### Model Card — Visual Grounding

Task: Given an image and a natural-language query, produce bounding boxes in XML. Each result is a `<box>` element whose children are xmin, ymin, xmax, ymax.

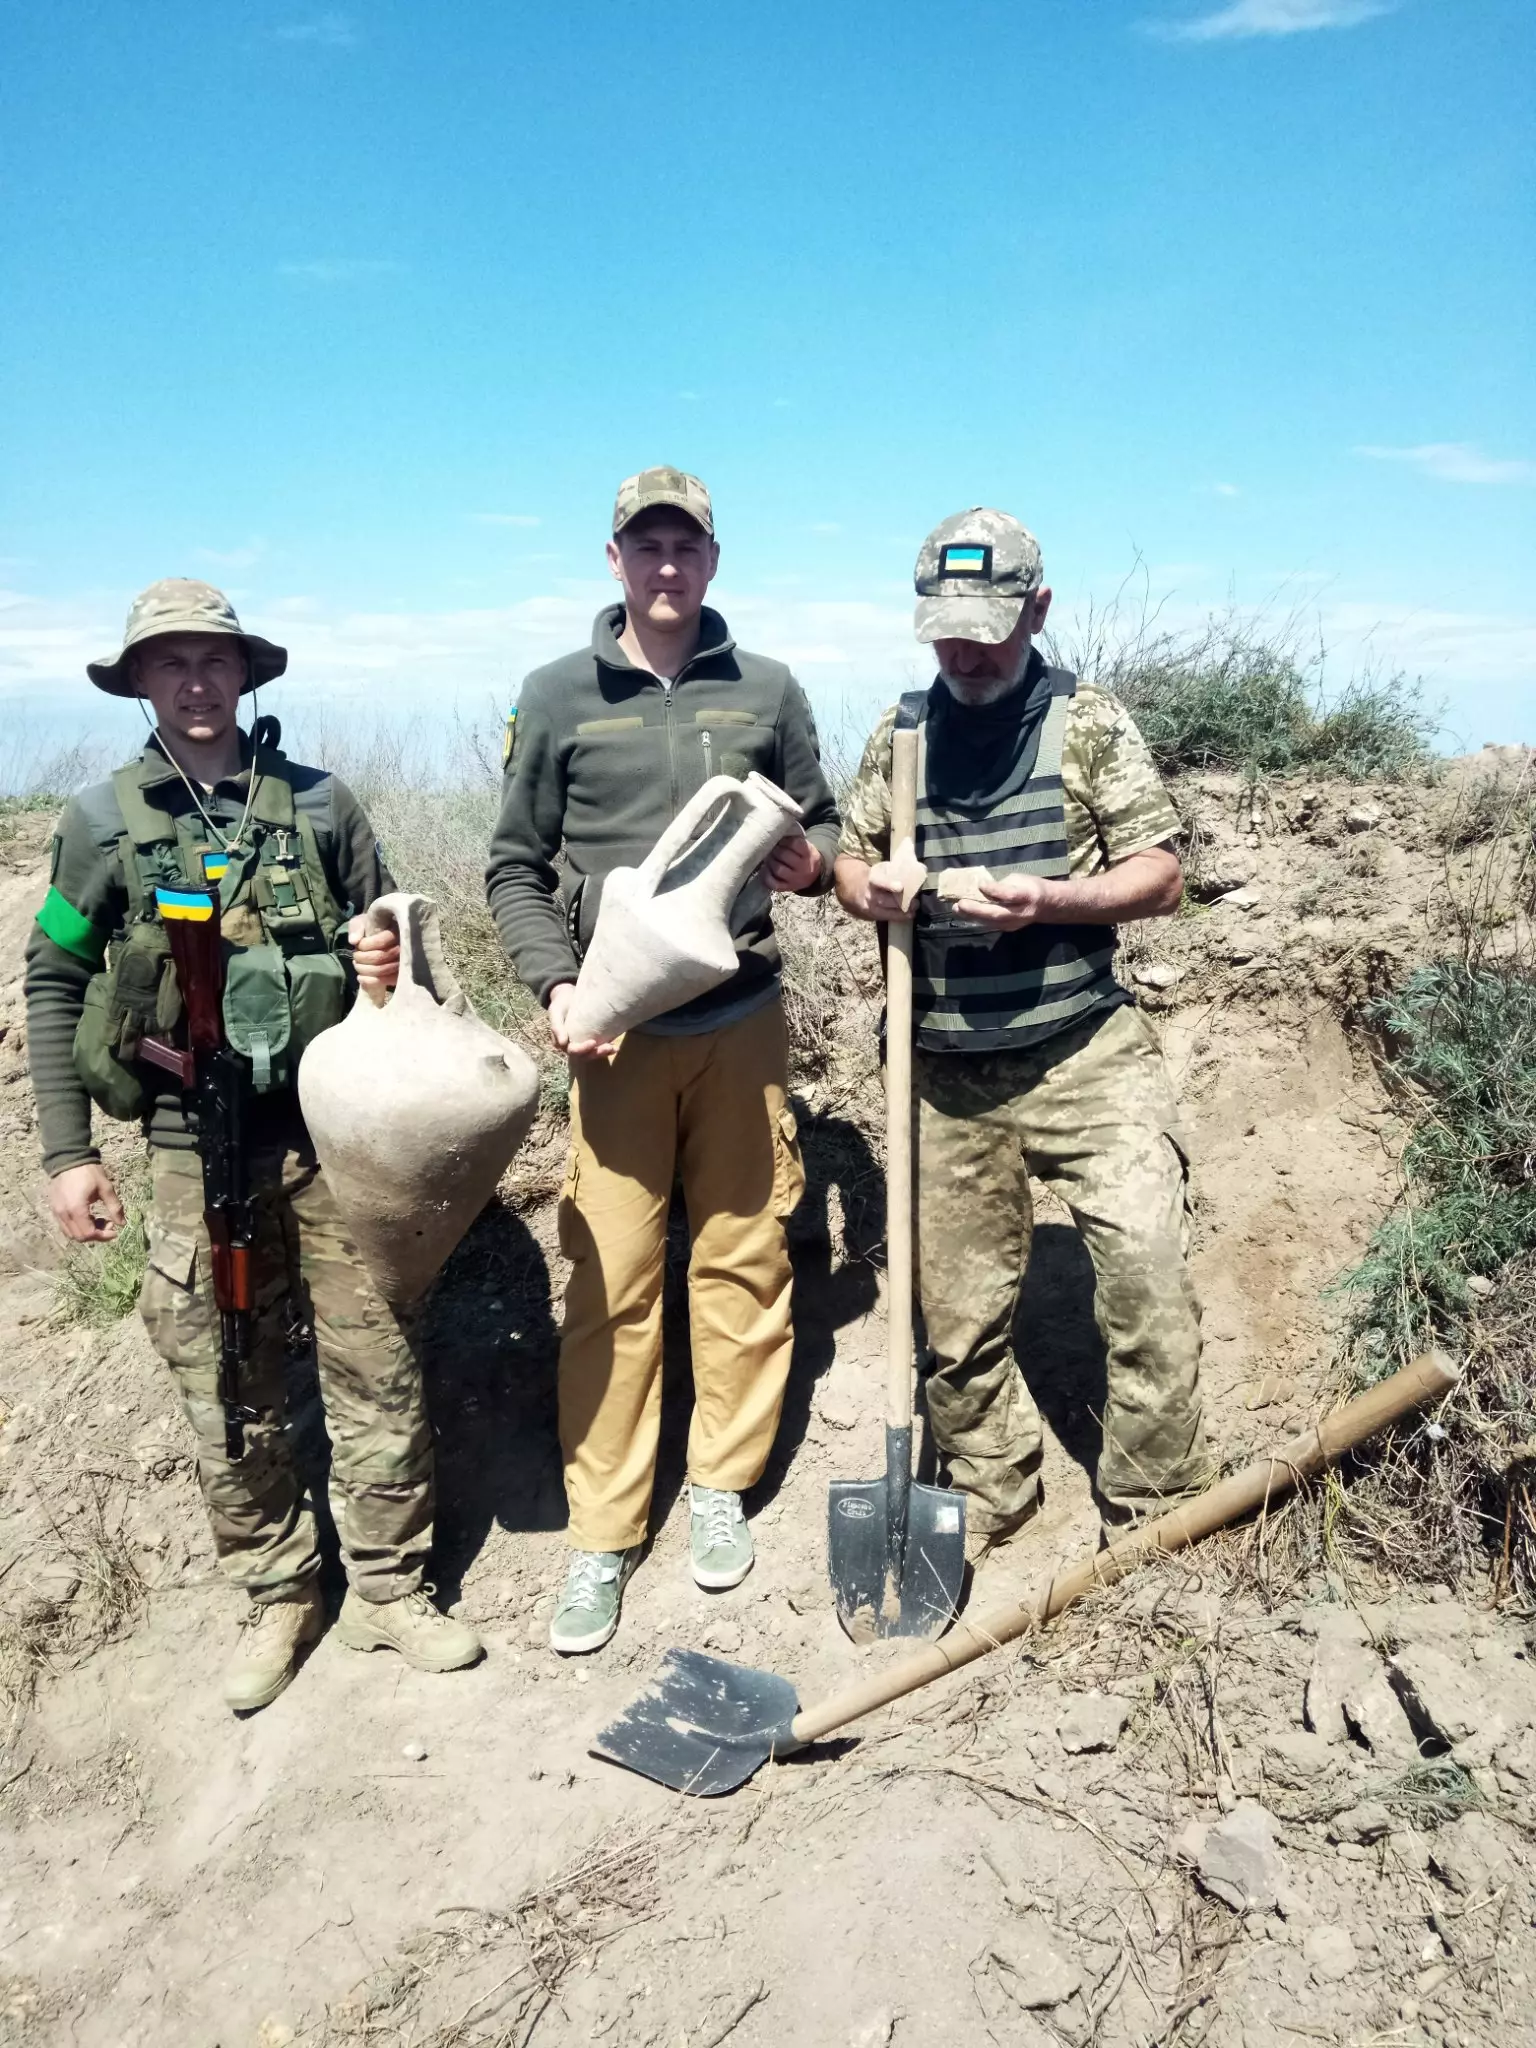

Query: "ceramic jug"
<box><xmin>565</xmin><ymin>771</ymin><xmax>805</xmax><ymax>1043</ymax></box>
<box><xmin>297</xmin><ymin>892</ymin><xmax>540</xmax><ymax>1303</ymax></box>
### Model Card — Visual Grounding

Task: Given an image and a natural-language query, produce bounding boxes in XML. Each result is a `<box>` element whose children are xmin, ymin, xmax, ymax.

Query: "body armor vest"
<box><xmin>906</xmin><ymin>670</ymin><xmax>1128</xmax><ymax>1054</ymax></box>
<box><xmin>74</xmin><ymin>742</ymin><xmax>351</xmax><ymax>1121</ymax></box>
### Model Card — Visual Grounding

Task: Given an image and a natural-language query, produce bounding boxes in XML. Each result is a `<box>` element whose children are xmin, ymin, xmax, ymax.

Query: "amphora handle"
<box><xmin>633</xmin><ymin>773</ymin><xmax>805</xmax><ymax>899</ymax></box>
<box><xmin>360</xmin><ymin>892</ymin><xmax>469</xmax><ymax>1016</ymax></box>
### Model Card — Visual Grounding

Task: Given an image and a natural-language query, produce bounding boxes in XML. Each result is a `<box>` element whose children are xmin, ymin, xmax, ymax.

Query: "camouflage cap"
<box><xmin>913</xmin><ymin>509</ymin><xmax>1044</xmax><ymax>646</ymax></box>
<box><xmin>612</xmin><ymin>466</ymin><xmax>715</xmax><ymax>537</ymax></box>
<box><xmin>87</xmin><ymin>578</ymin><xmax>288</xmax><ymax>698</ymax></box>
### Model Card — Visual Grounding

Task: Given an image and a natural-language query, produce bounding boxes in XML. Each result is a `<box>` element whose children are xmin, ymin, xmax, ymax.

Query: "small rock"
<box><xmin>847</xmin><ymin>2013</ymin><xmax>900</xmax><ymax>2048</ymax></box>
<box><xmin>988</xmin><ymin>1916</ymin><xmax>1083</xmax><ymax>2010</ymax></box>
<box><xmin>1430</xmin><ymin>1813</ymin><xmax>1523</xmax><ymax>1897</ymax></box>
<box><xmin>401</xmin><ymin>1739</ymin><xmax>428</xmax><ymax>1762</ymax></box>
<box><xmin>1345</xmin><ymin>805</ymin><xmax>1383</xmax><ymax>833</ymax></box>
<box><xmin>1170</xmin><ymin>1818</ymin><xmax>1208</xmax><ymax>1866</ymax></box>
<box><xmin>1057</xmin><ymin>1692</ymin><xmax>1133</xmax><ymax>1755</ymax></box>
<box><xmin>1303</xmin><ymin>1925</ymin><xmax>1357</xmax><ymax>1982</ymax></box>
<box><xmin>1261</xmin><ymin>1729</ymin><xmax>1337</xmax><ymax>1787</ymax></box>
<box><xmin>1226</xmin><ymin>943</ymin><xmax>1257</xmax><ymax>965</ymax></box>
<box><xmin>1466</xmin><ymin>1273</ymin><xmax>1495</xmax><ymax>1299</ymax></box>
<box><xmin>1219</xmin><ymin>887</ymin><xmax>1261</xmax><ymax>910</ymax></box>
<box><xmin>1416</xmin><ymin>1962</ymin><xmax>1450</xmax><ymax>1997</ymax></box>
<box><xmin>1033</xmin><ymin>1769</ymin><xmax>1072</xmax><ymax>1804</ymax></box>
<box><xmin>1133</xmin><ymin>962</ymin><xmax>1183</xmax><ymax>991</ymax></box>
<box><xmin>1327</xmin><ymin>1801</ymin><xmax>1392</xmax><ymax>1845</ymax></box>
<box><xmin>257</xmin><ymin>2022</ymin><xmax>296</xmax><ymax>2048</ymax></box>
<box><xmin>1197</xmin><ymin>1802</ymin><xmax>1288</xmax><ymax>1913</ymax></box>
<box><xmin>24</xmin><ymin>1563</ymin><xmax>81</xmax><ymax>1609</ymax></box>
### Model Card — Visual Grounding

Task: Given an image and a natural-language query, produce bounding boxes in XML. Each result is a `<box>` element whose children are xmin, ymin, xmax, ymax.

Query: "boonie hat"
<box><xmin>612</xmin><ymin>466</ymin><xmax>715</xmax><ymax>538</ymax></box>
<box><xmin>913</xmin><ymin>509</ymin><xmax>1044</xmax><ymax>646</ymax></box>
<box><xmin>88</xmin><ymin>578</ymin><xmax>289</xmax><ymax>698</ymax></box>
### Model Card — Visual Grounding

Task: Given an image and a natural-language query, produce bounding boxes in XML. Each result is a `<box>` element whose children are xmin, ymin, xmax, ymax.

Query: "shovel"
<box><xmin>593</xmin><ymin>1349</ymin><xmax>1458</xmax><ymax>1795</ymax></box>
<box><xmin>827</xmin><ymin>717</ymin><xmax>966</xmax><ymax>1642</ymax></box>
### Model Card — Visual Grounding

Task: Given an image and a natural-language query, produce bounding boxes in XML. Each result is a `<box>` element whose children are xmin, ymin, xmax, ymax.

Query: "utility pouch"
<box><xmin>285</xmin><ymin>948</ymin><xmax>347</xmax><ymax>1055</ymax></box>
<box><xmin>74</xmin><ymin>973</ymin><xmax>150</xmax><ymax>1121</ymax></box>
<box><xmin>222</xmin><ymin>945</ymin><xmax>293</xmax><ymax>1093</ymax></box>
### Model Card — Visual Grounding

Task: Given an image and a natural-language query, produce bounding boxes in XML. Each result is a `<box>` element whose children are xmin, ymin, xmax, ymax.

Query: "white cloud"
<box><xmin>1355</xmin><ymin>441</ymin><xmax>1536</xmax><ymax>485</ymax></box>
<box><xmin>276</xmin><ymin>13</ymin><xmax>356</xmax><ymax>46</ymax></box>
<box><xmin>809</xmin><ymin>522</ymin><xmax>844</xmax><ymax>535</ymax></box>
<box><xmin>1199</xmin><ymin>481</ymin><xmax>1241</xmax><ymax>498</ymax></box>
<box><xmin>276</xmin><ymin>259</ymin><xmax>404</xmax><ymax>284</ymax></box>
<box><xmin>197</xmin><ymin>539</ymin><xmax>267</xmax><ymax>570</ymax></box>
<box><xmin>1153</xmin><ymin>0</ymin><xmax>1393</xmax><ymax>40</ymax></box>
<box><xmin>469</xmin><ymin>513</ymin><xmax>542</xmax><ymax>528</ymax></box>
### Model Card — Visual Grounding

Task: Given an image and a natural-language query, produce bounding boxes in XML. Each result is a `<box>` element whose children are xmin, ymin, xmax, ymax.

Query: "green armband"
<box><xmin>36</xmin><ymin>886</ymin><xmax>107</xmax><ymax>967</ymax></box>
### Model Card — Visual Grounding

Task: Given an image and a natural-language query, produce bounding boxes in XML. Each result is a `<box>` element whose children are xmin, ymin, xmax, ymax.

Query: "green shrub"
<box><xmin>1340</xmin><ymin>960</ymin><xmax>1536</xmax><ymax>1377</ymax></box>
<box><xmin>1051</xmin><ymin>605</ymin><xmax>1435</xmax><ymax>780</ymax></box>
<box><xmin>54</xmin><ymin>1207</ymin><xmax>149</xmax><ymax>1328</ymax></box>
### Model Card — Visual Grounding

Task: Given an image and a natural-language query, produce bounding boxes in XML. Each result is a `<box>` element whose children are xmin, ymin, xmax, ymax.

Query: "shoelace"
<box><xmin>563</xmin><ymin>1554</ymin><xmax>616</xmax><ymax>1613</ymax></box>
<box><xmin>695</xmin><ymin>1490</ymin><xmax>740</xmax><ymax>1552</ymax></box>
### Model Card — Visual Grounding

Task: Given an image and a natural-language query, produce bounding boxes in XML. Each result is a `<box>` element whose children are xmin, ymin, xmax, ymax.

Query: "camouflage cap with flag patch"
<box><xmin>87</xmin><ymin>578</ymin><xmax>288</xmax><ymax>698</ymax></box>
<box><xmin>612</xmin><ymin>466</ymin><xmax>714</xmax><ymax>537</ymax></box>
<box><xmin>913</xmin><ymin>509</ymin><xmax>1044</xmax><ymax>646</ymax></box>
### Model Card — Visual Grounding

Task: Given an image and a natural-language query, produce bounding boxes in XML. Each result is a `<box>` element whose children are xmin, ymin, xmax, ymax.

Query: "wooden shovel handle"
<box><xmin>792</xmin><ymin>1349</ymin><xmax>1459</xmax><ymax>1745</ymax></box>
<box><xmin>886</xmin><ymin>727</ymin><xmax>919</xmax><ymax>1432</ymax></box>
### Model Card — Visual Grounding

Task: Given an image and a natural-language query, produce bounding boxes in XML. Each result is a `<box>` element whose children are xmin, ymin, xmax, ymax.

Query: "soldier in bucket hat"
<box><xmin>835</xmin><ymin>511</ymin><xmax>1212</xmax><ymax>1557</ymax></box>
<box><xmin>24</xmin><ymin>579</ymin><xmax>482</xmax><ymax>1711</ymax></box>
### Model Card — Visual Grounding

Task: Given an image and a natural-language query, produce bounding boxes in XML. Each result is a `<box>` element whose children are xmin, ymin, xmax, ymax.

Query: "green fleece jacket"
<box><xmin>486</xmin><ymin>605</ymin><xmax>842</xmax><ymax>1030</ymax></box>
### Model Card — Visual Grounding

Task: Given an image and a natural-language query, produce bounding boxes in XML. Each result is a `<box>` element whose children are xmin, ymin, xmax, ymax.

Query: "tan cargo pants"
<box><xmin>139</xmin><ymin>1144</ymin><xmax>433</xmax><ymax>1604</ymax></box>
<box><xmin>558</xmin><ymin>997</ymin><xmax>805</xmax><ymax>1551</ymax></box>
<box><xmin>914</xmin><ymin>1002</ymin><xmax>1211</xmax><ymax>1529</ymax></box>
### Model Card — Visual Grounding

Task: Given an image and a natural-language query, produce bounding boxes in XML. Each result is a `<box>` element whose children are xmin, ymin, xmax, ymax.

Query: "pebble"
<box><xmin>401</xmin><ymin>1739</ymin><xmax>428</xmax><ymax>1762</ymax></box>
<box><xmin>1056</xmin><ymin>1693</ymin><xmax>1133</xmax><ymax>1755</ymax></box>
<box><xmin>1132</xmin><ymin>962</ymin><xmax>1182</xmax><ymax>990</ymax></box>
<box><xmin>1345</xmin><ymin>804</ymin><xmax>1383</xmax><ymax>832</ymax></box>
<box><xmin>1303</xmin><ymin>1925</ymin><xmax>1357</xmax><ymax>1982</ymax></box>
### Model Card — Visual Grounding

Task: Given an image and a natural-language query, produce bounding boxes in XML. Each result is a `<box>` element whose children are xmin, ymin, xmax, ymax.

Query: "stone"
<box><xmin>299</xmin><ymin>893</ymin><xmax>540</xmax><ymax>1304</ymax></box>
<box><xmin>401</xmin><ymin>1739</ymin><xmax>428</xmax><ymax>1762</ymax></box>
<box><xmin>566</xmin><ymin>773</ymin><xmax>805</xmax><ymax>1042</ymax></box>
<box><xmin>1327</xmin><ymin>1802</ymin><xmax>1392</xmax><ymax>1845</ymax></box>
<box><xmin>1170</xmin><ymin>1819</ymin><xmax>1207</xmax><ymax>1866</ymax></box>
<box><xmin>1303</xmin><ymin>1925</ymin><xmax>1357</xmax><ymax>1982</ymax></box>
<box><xmin>988</xmin><ymin>1917</ymin><xmax>1083</xmax><ymax>2010</ymax></box>
<box><xmin>1057</xmin><ymin>1693</ymin><xmax>1133</xmax><ymax>1755</ymax></box>
<box><xmin>1261</xmin><ymin>1729</ymin><xmax>1338</xmax><ymax>1788</ymax></box>
<box><xmin>1219</xmin><ymin>887</ymin><xmax>1261</xmax><ymax>910</ymax></box>
<box><xmin>1196</xmin><ymin>1803</ymin><xmax>1288</xmax><ymax>1914</ymax></box>
<box><xmin>847</xmin><ymin>2014</ymin><xmax>900</xmax><ymax>2048</ymax></box>
<box><xmin>1345</xmin><ymin>805</ymin><xmax>1383</xmax><ymax>833</ymax></box>
<box><xmin>1390</xmin><ymin>1640</ymin><xmax>1536</xmax><ymax>1767</ymax></box>
<box><xmin>1133</xmin><ymin>962</ymin><xmax>1183</xmax><ymax>990</ymax></box>
<box><xmin>1033</xmin><ymin>1770</ymin><xmax>1072</xmax><ymax>1804</ymax></box>
<box><xmin>1305</xmin><ymin>1613</ymin><xmax>1418</xmax><ymax>1759</ymax></box>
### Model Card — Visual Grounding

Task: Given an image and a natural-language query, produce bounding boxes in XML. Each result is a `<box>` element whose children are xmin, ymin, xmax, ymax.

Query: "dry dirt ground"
<box><xmin>3</xmin><ymin>757</ymin><xmax>1536</xmax><ymax>2048</ymax></box>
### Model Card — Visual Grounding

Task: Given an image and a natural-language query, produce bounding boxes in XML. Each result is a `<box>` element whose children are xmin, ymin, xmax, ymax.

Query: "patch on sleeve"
<box><xmin>35</xmin><ymin>885</ymin><xmax>108</xmax><ymax>966</ymax></box>
<box><xmin>502</xmin><ymin>704</ymin><xmax>518</xmax><ymax>770</ymax></box>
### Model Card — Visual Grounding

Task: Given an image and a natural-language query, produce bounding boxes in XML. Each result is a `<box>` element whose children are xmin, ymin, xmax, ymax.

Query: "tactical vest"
<box><xmin>906</xmin><ymin>669</ymin><xmax>1128</xmax><ymax>1054</ymax></box>
<box><xmin>74</xmin><ymin>741</ymin><xmax>351</xmax><ymax>1121</ymax></box>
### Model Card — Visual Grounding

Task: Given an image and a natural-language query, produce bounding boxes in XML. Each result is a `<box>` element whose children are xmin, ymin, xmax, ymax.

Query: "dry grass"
<box><xmin>315</xmin><ymin>1828</ymin><xmax>664</xmax><ymax>2045</ymax></box>
<box><xmin>0</xmin><ymin>1479</ymin><xmax>147</xmax><ymax>1718</ymax></box>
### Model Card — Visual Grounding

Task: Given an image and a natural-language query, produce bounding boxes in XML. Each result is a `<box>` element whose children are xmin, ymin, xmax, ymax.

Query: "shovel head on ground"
<box><xmin>589</xmin><ymin>1647</ymin><xmax>803</xmax><ymax>1797</ymax></box>
<box><xmin>829</xmin><ymin>1423</ymin><xmax>966</xmax><ymax>1643</ymax></box>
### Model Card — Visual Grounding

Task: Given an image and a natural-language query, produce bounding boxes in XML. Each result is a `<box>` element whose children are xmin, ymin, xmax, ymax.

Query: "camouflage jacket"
<box><xmin>838</xmin><ymin>680</ymin><xmax>1180</xmax><ymax>875</ymax></box>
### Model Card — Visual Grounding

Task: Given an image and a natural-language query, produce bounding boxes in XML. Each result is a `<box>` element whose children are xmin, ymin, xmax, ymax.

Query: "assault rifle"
<box><xmin>139</xmin><ymin>888</ymin><xmax>258</xmax><ymax>1461</ymax></box>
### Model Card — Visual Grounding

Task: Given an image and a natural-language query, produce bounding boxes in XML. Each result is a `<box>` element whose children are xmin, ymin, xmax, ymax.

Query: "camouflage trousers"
<box><xmin>138</xmin><ymin>1144</ymin><xmax>433</xmax><ymax>1605</ymax></box>
<box><xmin>914</xmin><ymin>1002</ymin><xmax>1211</xmax><ymax>1528</ymax></box>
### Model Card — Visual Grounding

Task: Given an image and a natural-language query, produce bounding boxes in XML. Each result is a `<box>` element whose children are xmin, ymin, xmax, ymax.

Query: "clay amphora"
<box><xmin>565</xmin><ymin>771</ymin><xmax>805</xmax><ymax>1042</ymax></box>
<box><xmin>297</xmin><ymin>892</ymin><xmax>540</xmax><ymax>1303</ymax></box>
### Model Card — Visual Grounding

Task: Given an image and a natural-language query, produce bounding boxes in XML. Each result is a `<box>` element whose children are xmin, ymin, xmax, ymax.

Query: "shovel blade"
<box><xmin>590</xmin><ymin>1646</ymin><xmax>802</xmax><ymax>1797</ymax></box>
<box><xmin>828</xmin><ymin>1477</ymin><xmax>966</xmax><ymax>1643</ymax></box>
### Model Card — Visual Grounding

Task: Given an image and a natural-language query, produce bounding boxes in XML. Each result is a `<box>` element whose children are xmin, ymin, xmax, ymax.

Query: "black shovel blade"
<box><xmin>828</xmin><ymin>1467</ymin><xmax>966</xmax><ymax>1644</ymax></box>
<box><xmin>590</xmin><ymin>1646</ymin><xmax>803</xmax><ymax>1797</ymax></box>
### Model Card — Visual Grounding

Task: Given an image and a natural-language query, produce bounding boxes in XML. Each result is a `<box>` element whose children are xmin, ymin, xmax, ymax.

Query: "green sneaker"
<box><xmin>549</xmin><ymin>1548</ymin><xmax>638</xmax><ymax>1655</ymax></box>
<box><xmin>689</xmin><ymin>1485</ymin><xmax>754</xmax><ymax>1590</ymax></box>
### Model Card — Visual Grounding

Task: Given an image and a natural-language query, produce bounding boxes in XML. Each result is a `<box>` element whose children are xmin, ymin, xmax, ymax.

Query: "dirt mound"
<box><xmin>3</xmin><ymin>768</ymin><xmax>1535</xmax><ymax>2048</ymax></box>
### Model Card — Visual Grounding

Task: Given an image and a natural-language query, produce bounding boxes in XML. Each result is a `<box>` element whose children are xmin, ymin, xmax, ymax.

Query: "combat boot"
<box><xmin>224</xmin><ymin>1584</ymin><xmax>324</xmax><ymax>1713</ymax></box>
<box><xmin>335</xmin><ymin>1585</ymin><xmax>483</xmax><ymax>1671</ymax></box>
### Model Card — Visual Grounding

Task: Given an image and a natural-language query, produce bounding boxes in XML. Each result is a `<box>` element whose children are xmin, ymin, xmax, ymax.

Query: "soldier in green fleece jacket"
<box><xmin>486</xmin><ymin>466</ymin><xmax>841</xmax><ymax>1654</ymax></box>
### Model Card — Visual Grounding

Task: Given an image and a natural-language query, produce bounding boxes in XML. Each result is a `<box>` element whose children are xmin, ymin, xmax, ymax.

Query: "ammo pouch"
<box><xmin>223</xmin><ymin>944</ymin><xmax>347</xmax><ymax>1092</ymax></box>
<box><xmin>72</xmin><ymin>925</ymin><xmax>184</xmax><ymax>1123</ymax></box>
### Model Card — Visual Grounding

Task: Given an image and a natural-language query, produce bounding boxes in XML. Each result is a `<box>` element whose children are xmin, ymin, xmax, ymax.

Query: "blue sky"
<box><xmin>2</xmin><ymin>0</ymin><xmax>1532</xmax><ymax>775</ymax></box>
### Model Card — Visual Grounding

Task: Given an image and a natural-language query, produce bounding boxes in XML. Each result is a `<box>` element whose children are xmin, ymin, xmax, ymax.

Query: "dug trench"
<box><xmin>2</xmin><ymin>756</ymin><xmax>1535</xmax><ymax>2048</ymax></box>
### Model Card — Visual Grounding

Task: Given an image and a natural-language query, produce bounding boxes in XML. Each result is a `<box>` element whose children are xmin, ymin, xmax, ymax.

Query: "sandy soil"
<box><xmin>3</xmin><ymin>757</ymin><xmax>1535</xmax><ymax>2048</ymax></box>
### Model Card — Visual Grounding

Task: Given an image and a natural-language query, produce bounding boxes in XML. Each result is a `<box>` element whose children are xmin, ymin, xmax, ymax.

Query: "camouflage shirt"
<box><xmin>837</xmin><ymin>680</ymin><xmax>1180</xmax><ymax>875</ymax></box>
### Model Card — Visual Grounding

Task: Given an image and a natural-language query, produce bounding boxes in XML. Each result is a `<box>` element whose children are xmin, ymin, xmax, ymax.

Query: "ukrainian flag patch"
<box><xmin>155</xmin><ymin>886</ymin><xmax>216</xmax><ymax>923</ymax></box>
<box><xmin>502</xmin><ymin>704</ymin><xmax>518</xmax><ymax>769</ymax></box>
<box><xmin>939</xmin><ymin>543</ymin><xmax>992</xmax><ymax>579</ymax></box>
<box><xmin>201</xmin><ymin>851</ymin><xmax>229</xmax><ymax>883</ymax></box>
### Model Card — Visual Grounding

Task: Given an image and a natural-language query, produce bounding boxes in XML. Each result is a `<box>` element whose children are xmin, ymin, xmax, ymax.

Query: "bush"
<box><xmin>54</xmin><ymin>1199</ymin><xmax>149</xmax><ymax>1329</ymax></box>
<box><xmin>1050</xmin><ymin>601</ymin><xmax>1435</xmax><ymax>781</ymax></box>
